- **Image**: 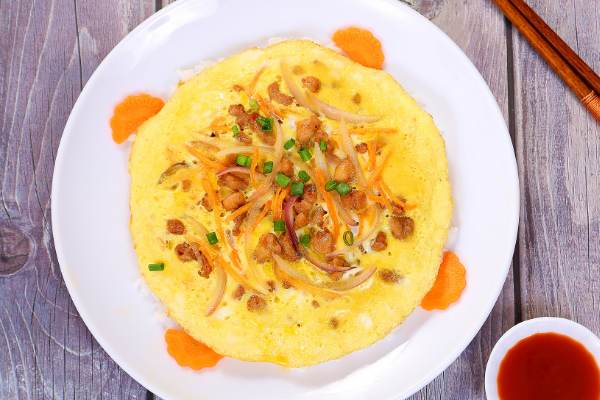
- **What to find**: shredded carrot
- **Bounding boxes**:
[274,185,292,221]
[315,169,339,243]
[250,148,259,188]
[209,116,226,127]
[247,65,266,97]
[367,195,386,205]
[367,137,378,172]
[421,252,466,311]
[357,213,364,238]
[349,128,397,135]
[256,94,285,119]
[185,145,227,171]
[366,146,395,187]
[274,266,342,300]
[165,329,224,370]
[272,187,282,215]
[375,181,394,212]
[404,202,419,210]
[110,94,164,144]
[255,200,272,227]
[161,167,199,187]
[378,179,406,208]
[225,202,254,222]
[198,177,226,245]
[332,27,385,70]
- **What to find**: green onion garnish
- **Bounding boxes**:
[148,263,164,271]
[343,231,354,246]
[291,181,304,196]
[320,140,327,151]
[336,182,352,196]
[256,116,274,131]
[263,161,273,174]
[274,221,286,232]
[249,99,259,111]
[299,234,311,246]
[298,147,312,162]
[298,170,310,182]
[284,138,295,150]
[237,155,252,168]
[275,173,292,187]
[232,125,240,136]
[325,180,338,192]
[206,232,219,245]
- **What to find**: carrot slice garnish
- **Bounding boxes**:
[421,252,466,311]
[250,148,259,188]
[165,329,224,370]
[185,145,227,171]
[366,146,394,187]
[255,200,273,227]
[332,27,385,70]
[247,65,267,98]
[110,94,164,144]
[315,169,339,243]
[349,128,397,135]
[225,202,254,222]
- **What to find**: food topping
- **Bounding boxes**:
[371,232,388,251]
[421,252,466,311]
[165,329,224,370]
[167,219,186,235]
[111,94,164,144]
[333,159,356,183]
[247,295,267,311]
[222,192,246,211]
[267,81,294,105]
[332,27,385,70]
[301,76,321,93]
[390,216,414,240]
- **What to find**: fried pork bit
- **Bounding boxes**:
[310,206,326,228]
[158,162,187,184]
[329,271,345,281]
[181,180,192,192]
[371,232,388,251]
[237,131,253,144]
[201,193,213,212]
[291,65,305,75]
[224,154,239,166]
[167,219,186,235]
[294,212,310,229]
[279,157,295,178]
[310,229,335,255]
[279,232,301,262]
[266,280,276,292]
[340,189,367,211]
[232,84,244,92]
[232,285,245,300]
[333,158,356,183]
[352,93,361,104]
[391,203,406,216]
[197,251,213,278]
[301,76,321,93]
[175,242,196,262]
[232,212,247,236]
[228,104,262,134]
[355,142,368,153]
[256,130,276,146]
[390,216,414,240]
[228,104,245,117]
[379,268,401,283]
[312,300,320,308]
[329,318,339,329]
[282,280,292,289]
[217,173,249,191]
[247,295,267,311]
[255,233,283,263]
[293,192,317,214]
[222,192,246,211]
[296,115,322,146]
[267,81,293,106]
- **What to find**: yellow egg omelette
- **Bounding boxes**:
[129,39,452,367]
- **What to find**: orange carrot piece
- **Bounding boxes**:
[274,266,342,300]
[357,213,365,238]
[315,169,339,243]
[225,202,254,222]
[209,116,226,127]
[375,181,394,211]
[256,94,285,119]
[198,177,226,245]
[247,65,266,97]
[272,187,281,215]
[274,185,291,221]
[332,27,385,70]
[185,145,227,172]
[366,195,385,205]
[367,137,377,172]
[255,200,273,227]
[349,128,397,135]
[421,252,466,311]
[404,202,419,210]
[366,146,394,187]
[161,167,199,187]
[378,179,406,208]
[250,148,259,189]
[165,329,224,370]
[110,94,164,144]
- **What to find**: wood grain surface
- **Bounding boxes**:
[1,0,597,399]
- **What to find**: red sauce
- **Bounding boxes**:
[497,332,600,400]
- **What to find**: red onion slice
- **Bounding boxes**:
[306,93,381,123]
[327,204,381,257]
[280,60,321,116]
[320,265,377,291]
[180,214,209,237]
[339,118,367,187]
[205,265,227,316]
[215,166,267,179]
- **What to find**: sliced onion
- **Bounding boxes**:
[158,162,188,184]
[215,166,267,180]
[320,265,377,291]
[280,60,320,115]
[299,247,354,273]
[314,141,332,181]
[192,135,239,150]
[227,230,238,251]
[180,214,209,237]
[326,204,381,257]
[306,93,381,123]
[205,265,227,316]
[248,118,284,202]
[215,145,274,158]
[339,118,367,187]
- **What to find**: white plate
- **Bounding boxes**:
[51,0,519,399]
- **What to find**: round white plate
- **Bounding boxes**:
[51,0,519,399]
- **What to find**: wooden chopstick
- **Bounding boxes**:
[492,0,600,122]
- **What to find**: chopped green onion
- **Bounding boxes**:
[325,180,338,192]
[206,232,219,245]
[237,155,252,168]
[148,263,164,271]
[232,125,240,136]
[274,221,286,232]
[284,138,295,150]
[299,234,311,246]
[336,182,352,196]
[263,161,273,174]
[343,231,354,246]
[249,99,259,111]
[298,170,310,182]
[320,140,327,151]
[275,173,292,187]
[298,147,312,162]
[256,116,274,131]
[291,181,304,196]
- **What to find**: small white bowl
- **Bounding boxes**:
[485,317,600,400]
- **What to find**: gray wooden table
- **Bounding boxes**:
[1,0,598,398]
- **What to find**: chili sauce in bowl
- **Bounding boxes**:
[485,318,600,400]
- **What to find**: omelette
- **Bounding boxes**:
[129,40,452,367]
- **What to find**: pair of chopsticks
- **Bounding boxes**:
[492,0,600,123]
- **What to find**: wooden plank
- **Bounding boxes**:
[514,0,600,331]
[0,0,155,398]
